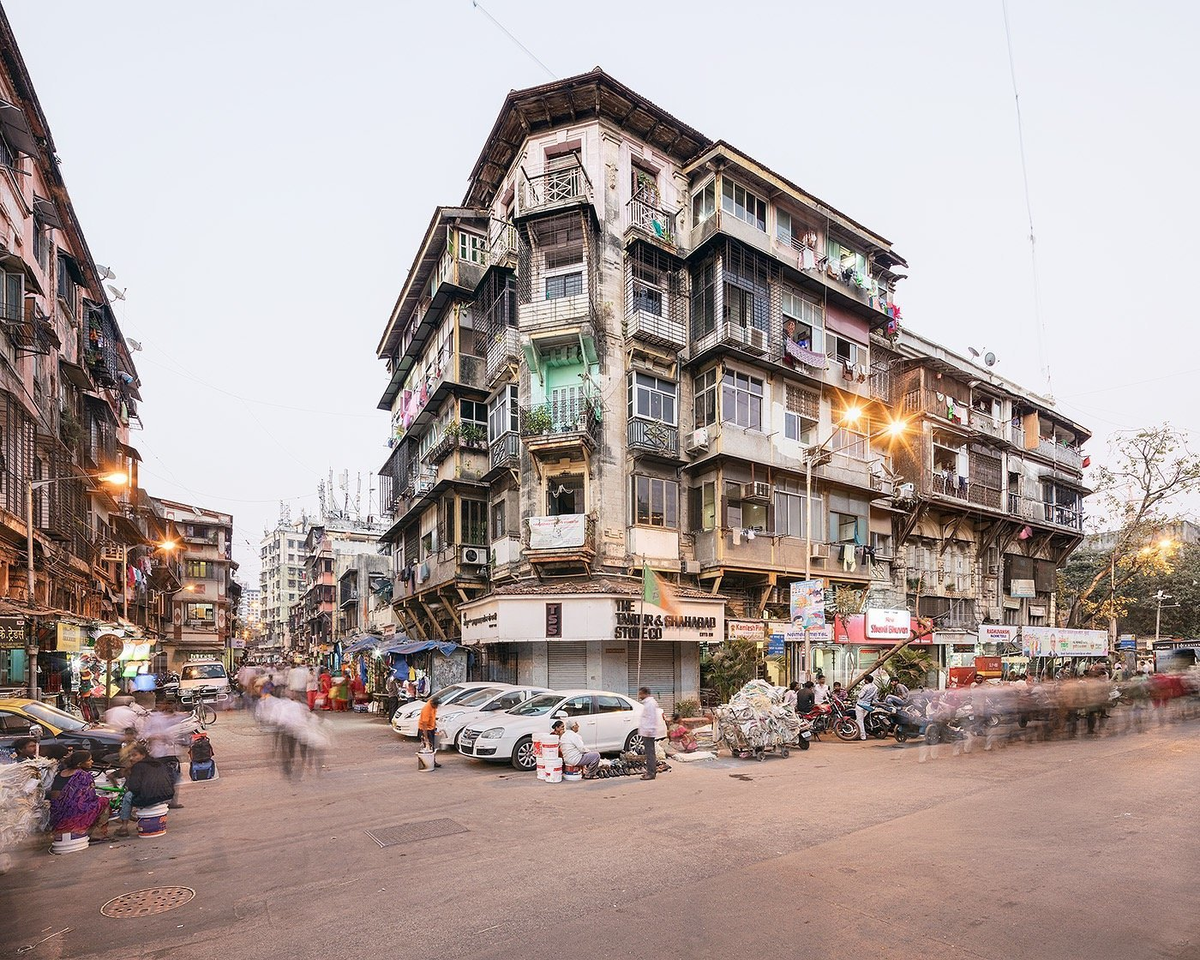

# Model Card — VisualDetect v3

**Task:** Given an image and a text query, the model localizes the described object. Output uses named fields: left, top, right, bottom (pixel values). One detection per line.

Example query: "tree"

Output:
left=1059, top=426, right=1200, bottom=628
left=882, top=645, right=937, bottom=689
left=700, top=638, right=759, bottom=703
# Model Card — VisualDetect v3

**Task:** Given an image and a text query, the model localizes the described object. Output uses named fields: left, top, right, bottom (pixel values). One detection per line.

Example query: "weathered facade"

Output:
left=375, top=70, right=1091, bottom=697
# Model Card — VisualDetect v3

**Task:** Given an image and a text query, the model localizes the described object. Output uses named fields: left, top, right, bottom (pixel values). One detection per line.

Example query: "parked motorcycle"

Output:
left=803, top=700, right=860, bottom=742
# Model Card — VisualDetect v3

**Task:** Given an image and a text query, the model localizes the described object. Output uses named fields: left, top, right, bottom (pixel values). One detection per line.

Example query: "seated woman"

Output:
left=48, top=750, right=110, bottom=841
left=667, top=713, right=698, bottom=753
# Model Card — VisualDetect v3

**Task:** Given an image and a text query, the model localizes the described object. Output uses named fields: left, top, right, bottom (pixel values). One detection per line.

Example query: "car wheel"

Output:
left=512, top=736, right=538, bottom=771
left=624, top=731, right=643, bottom=754
left=452, top=730, right=463, bottom=752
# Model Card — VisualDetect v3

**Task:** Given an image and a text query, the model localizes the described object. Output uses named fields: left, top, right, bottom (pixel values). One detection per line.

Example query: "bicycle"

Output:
left=179, top=687, right=226, bottom=728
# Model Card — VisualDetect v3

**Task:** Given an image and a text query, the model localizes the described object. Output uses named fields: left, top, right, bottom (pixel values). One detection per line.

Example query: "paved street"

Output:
left=3, top=710, right=1198, bottom=960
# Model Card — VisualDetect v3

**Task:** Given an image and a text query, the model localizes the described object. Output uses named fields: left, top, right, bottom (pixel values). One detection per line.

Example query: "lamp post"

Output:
left=801, top=410, right=906, bottom=680
left=1153, top=589, right=1173, bottom=647
left=24, top=470, right=128, bottom=700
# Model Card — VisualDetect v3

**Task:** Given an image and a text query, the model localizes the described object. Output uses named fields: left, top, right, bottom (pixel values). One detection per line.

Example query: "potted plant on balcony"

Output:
left=460, top=423, right=487, bottom=448
left=525, top=406, right=552, bottom=436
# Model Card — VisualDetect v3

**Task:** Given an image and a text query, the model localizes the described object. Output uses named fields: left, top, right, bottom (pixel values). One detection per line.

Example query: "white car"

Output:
left=458, top=689, right=643, bottom=770
left=391, top=683, right=509, bottom=737
left=438, top=686, right=550, bottom=749
left=177, top=659, right=230, bottom=696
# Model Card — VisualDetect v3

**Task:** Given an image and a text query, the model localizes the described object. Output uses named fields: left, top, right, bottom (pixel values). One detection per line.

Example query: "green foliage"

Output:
left=700, top=638, right=758, bottom=704
left=674, top=698, right=700, bottom=719
left=883, top=645, right=936, bottom=689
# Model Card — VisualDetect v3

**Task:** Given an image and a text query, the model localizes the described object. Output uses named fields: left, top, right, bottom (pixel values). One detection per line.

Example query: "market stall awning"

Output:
left=340, top=634, right=383, bottom=656
left=384, top=639, right=458, bottom=657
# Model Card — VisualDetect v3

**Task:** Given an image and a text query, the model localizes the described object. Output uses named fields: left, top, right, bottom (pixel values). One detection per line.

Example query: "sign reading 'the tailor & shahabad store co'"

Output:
left=863, top=608, right=912, bottom=641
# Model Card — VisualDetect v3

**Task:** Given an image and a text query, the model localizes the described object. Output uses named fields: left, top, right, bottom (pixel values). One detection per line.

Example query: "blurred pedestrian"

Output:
left=306, top=667, right=319, bottom=710
left=855, top=675, right=879, bottom=741
left=2, top=737, right=38, bottom=764
left=385, top=672, right=401, bottom=721
left=287, top=662, right=311, bottom=703
left=783, top=681, right=799, bottom=712
left=637, top=686, right=659, bottom=780
left=418, top=695, right=442, bottom=768
left=797, top=681, right=816, bottom=715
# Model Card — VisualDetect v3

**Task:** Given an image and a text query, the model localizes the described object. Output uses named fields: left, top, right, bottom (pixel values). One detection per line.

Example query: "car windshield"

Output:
left=182, top=664, right=226, bottom=680
left=455, top=687, right=503, bottom=708
left=23, top=703, right=87, bottom=732
left=508, top=694, right=563, bottom=717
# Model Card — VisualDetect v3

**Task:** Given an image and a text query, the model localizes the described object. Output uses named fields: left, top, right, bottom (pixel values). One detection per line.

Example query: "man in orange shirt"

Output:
left=418, top=695, right=442, bottom=768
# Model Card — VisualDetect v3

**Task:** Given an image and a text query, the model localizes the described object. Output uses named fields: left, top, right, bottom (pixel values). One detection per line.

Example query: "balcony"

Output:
left=430, top=244, right=486, bottom=303
left=486, top=430, right=520, bottom=478
left=488, top=219, right=517, bottom=267
left=624, top=188, right=680, bottom=253
left=1034, top=437, right=1084, bottom=472
left=688, top=319, right=831, bottom=382
left=926, top=472, right=1004, bottom=511
left=519, top=394, right=602, bottom=458
left=627, top=417, right=679, bottom=459
left=901, top=387, right=971, bottom=427
left=692, top=529, right=817, bottom=574
left=519, top=161, right=593, bottom=219
left=624, top=308, right=686, bottom=349
left=968, top=408, right=1009, bottom=442
left=486, top=328, right=521, bottom=387
left=426, top=423, right=488, bottom=466
left=518, top=289, right=592, bottom=337
left=1007, top=494, right=1084, bottom=531
left=523, top=513, right=596, bottom=569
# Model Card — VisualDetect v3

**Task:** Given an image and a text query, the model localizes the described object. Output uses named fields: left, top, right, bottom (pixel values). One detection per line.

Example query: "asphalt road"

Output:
left=2, top=707, right=1197, bottom=960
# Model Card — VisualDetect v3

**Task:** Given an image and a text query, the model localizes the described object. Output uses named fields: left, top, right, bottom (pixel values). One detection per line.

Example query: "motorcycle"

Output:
left=803, top=699, right=860, bottom=742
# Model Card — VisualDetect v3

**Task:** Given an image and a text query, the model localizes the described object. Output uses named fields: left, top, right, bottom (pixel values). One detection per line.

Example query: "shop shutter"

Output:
left=627, top=641, right=676, bottom=713
left=547, top=641, right=588, bottom=689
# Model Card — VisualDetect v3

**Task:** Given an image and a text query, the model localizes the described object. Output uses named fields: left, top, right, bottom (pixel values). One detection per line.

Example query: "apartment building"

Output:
left=0, top=10, right=151, bottom=695
left=375, top=69, right=1090, bottom=701
left=151, top=498, right=236, bottom=672
left=259, top=518, right=307, bottom=651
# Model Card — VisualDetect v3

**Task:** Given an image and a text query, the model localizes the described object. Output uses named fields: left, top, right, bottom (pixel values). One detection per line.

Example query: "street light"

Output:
left=25, top=470, right=129, bottom=700
left=800, top=412, right=908, bottom=679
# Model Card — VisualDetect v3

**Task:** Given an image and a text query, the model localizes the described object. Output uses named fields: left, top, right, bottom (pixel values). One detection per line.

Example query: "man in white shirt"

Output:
left=855, top=675, right=880, bottom=741
left=287, top=663, right=310, bottom=702
left=637, top=687, right=660, bottom=781
left=814, top=677, right=830, bottom=706
left=553, top=719, right=600, bottom=778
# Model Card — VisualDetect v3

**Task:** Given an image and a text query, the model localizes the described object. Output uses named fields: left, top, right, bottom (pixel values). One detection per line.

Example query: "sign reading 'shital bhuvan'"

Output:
left=614, top=599, right=719, bottom=641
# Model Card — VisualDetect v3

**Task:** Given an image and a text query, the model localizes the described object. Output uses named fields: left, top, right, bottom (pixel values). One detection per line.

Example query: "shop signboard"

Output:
left=727, top=620, right=765, bottom=643
left=767, top=633, right=785, bottom=656
left=0, top=616, right=25, bottom=650
left=1022, top=627, right=1108, bottom=658
left=833, top=614, right=934, bottom=645
left=789, top=580, right=825, bottom=630
left=382, top=623, right=396, bottom=639
left=56, top=623, right=85, bottom=653
left=863, top=608, right=911, bottom=641
left=978, top=624, right=1017, bottom=646
left=1010, top=579, right=1036, bottom=599
left=1118, top=635, right=1137, bottom=651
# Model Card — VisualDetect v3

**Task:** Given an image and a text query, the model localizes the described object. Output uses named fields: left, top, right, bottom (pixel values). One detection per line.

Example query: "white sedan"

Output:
left=458, top=689, right=643, bottom=770
left=438, top=686, right=550, bottom=749
left=391, top=683, right=506, bottom=737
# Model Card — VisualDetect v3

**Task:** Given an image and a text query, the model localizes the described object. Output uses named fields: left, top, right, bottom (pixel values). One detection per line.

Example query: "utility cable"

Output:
left=471, top=1, right=555, bottom=80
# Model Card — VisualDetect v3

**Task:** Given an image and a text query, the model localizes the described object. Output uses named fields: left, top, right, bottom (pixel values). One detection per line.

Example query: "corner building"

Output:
left=375, top=70, right=1088, bottom=702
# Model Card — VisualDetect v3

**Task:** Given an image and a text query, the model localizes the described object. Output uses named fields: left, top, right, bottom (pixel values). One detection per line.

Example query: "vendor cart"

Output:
left=714, top=680, right=808, bottom=761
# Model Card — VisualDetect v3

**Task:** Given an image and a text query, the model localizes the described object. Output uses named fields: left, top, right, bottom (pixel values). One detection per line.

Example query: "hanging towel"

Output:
left=801, top=247, right=816, bottom=270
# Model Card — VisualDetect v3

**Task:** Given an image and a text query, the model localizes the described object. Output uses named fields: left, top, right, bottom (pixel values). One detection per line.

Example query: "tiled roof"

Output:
left=491, top=576, right=721, bottom=602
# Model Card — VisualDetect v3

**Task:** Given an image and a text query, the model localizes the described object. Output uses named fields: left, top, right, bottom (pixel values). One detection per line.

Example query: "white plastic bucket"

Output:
left=546, top=758, right=563, bottom=783
left=563, top=770, right=582, bottom=782
left=535, top=756, right=546, bottom=780
left=417, top=750, right=436, bottom=772
left=50, top=831, right=89, bottom=855
left=540, top=734, right=560, bottom=760
left=133, top=803, right=169, bottom=838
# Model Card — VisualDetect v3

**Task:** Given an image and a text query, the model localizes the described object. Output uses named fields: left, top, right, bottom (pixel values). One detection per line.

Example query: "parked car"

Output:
left=438, top=686, right=551, bottom=749
left=391, top=683, right=508, bottom=736
left=0, top=698, right=124, bottom=764
left=458, top=690, right=642, bottom=770
left=177, top=660, right=230, bottom=696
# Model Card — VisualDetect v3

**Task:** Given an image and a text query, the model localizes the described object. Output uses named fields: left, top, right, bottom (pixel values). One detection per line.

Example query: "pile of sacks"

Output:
left=0, top=758, right=54, bottom=872
left=715, top=680, right=801, bottom=753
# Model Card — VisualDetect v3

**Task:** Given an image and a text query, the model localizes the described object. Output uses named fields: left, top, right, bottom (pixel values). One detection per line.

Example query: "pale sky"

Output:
left=7, top=0, right=1198, bottom=583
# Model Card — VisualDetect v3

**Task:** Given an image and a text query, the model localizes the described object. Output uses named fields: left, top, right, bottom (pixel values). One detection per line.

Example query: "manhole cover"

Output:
left=100, top=886, right=196, bottom=918
left=365, top=818, right=468, bottom=848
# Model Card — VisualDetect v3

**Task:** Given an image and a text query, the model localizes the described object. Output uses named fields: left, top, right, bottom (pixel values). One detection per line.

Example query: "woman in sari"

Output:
left=48, top=750, right=110, bottom=840
left=317, top=669, right=333, bottom=710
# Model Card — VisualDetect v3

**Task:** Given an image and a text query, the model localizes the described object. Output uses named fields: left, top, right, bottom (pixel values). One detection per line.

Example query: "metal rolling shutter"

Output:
left=547, top=642, right=588, bottom=689
left=628, top=641, right=676, bottom=713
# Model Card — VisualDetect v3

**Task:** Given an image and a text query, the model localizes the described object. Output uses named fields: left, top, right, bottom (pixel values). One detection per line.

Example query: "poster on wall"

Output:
left=1022, top=627, right=1108, bottom=658
left=527, top=515, right=587, bottom=550
left=790, top=580, right=826, bottom=630
left=727, top=620, right=765, bottom=643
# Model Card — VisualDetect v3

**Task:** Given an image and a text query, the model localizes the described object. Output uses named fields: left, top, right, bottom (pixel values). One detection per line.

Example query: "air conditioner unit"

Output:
left=742, top=481, right=771, bottom=502
left=726, top=324, right=748, bottom=347
left=810, top=543, right=831, bottom=560
left=683, top=559, right=701, bottom=575
left=460, top=546, right=487, bottom=566
left=745, top=327, right=767, bottom=354
left=685, top=428, right=710, bottom=455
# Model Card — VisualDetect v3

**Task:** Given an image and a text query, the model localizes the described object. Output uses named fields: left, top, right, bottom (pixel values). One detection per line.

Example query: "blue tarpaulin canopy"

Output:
left=381, top=639, right=458, bottom=658
left=340, top=635, right=383, bottom=656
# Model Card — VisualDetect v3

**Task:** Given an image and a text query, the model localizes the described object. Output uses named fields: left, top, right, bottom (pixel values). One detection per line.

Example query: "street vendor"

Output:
left=554, top=719, right=600, bottom=777
left=667, top=714, right=698, bottom=753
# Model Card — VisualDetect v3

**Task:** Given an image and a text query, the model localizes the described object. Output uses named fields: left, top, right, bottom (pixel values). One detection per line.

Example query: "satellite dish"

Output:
left=96, top=264, right=116, bottom=281
left=984, top=352, right=997, bottom=367
left=967, top=346, right=981, bottom=358
left=127, top=339, right=143, bottom=352
left=106, top=284, right=126, bottom=301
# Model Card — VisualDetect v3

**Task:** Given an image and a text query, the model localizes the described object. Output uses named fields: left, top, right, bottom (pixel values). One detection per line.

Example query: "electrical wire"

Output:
left=1001, top=0, right=1052, bottom=399
left=471, top=1, right=555, bottom=80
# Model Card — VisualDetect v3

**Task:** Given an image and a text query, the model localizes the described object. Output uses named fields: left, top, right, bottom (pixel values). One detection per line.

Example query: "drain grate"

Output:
left=101, top=886, right=196, bottom=918
left=365, top=818, right=468, bottom=848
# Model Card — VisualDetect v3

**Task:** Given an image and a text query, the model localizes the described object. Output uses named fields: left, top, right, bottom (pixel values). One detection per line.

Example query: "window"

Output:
left=458, top=231, right=485, bottom=264
left=630, top=257, right=663, bottom=315
left=185, top=560, right=216, bottom=579
left=32, top=224, right=49, bottom=271
left=461, top=500, right=487, bottom=545
left=693, top=369, right=718, bottom=429
left=691, top=180, right=715, bottom=224
left=184, top=602, right=215, bottom=622
left=488, top=384, right=519, bottom=441
left=56, top=254, right=75, bottom=309
left=690, top=259, right=716, bottom=337
left=776, top=209, right=817, bottom=249
left=0, top=135, right=14, bottom=173
left=721, top=371, right=763, bottom=430
left=628, top=373, right=677, bottom=425
left=700, top=481, right=716, bottom=531
left=784, top=386, right=819, bottom=444
left=721, top=179, right=766, bottom=231
left=596, top=695, right=628, bottom=713
left=826, top=334, right=859, bottom=366
left=781, top=287, right=824, bottom=354
left=490, top=500, right=506, bottom=540
left=725, top=480, right=766, bottom=531
left=774, top=487, right=822, bottom=538
left=545, top=272, right=582, bottom=300
left=631, top=476, right=679, bottom=528
left=560, top=695, right=593, bottom=717
left=0, top=270, right=22, bottom=322
left=460, top=398, right=487, bottom=435
left=830, top=512, right=860, bottom=544
left=832, top=427, right=868, bottom=459
left=827, top=237, right=869, bottom=276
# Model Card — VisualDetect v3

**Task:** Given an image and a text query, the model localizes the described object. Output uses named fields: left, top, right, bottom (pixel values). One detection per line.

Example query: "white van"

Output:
left=178, top=659, right=230, bottom=695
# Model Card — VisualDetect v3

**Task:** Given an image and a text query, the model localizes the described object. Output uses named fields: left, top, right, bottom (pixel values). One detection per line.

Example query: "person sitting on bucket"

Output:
left=554, top=719, right=600, bottom=778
